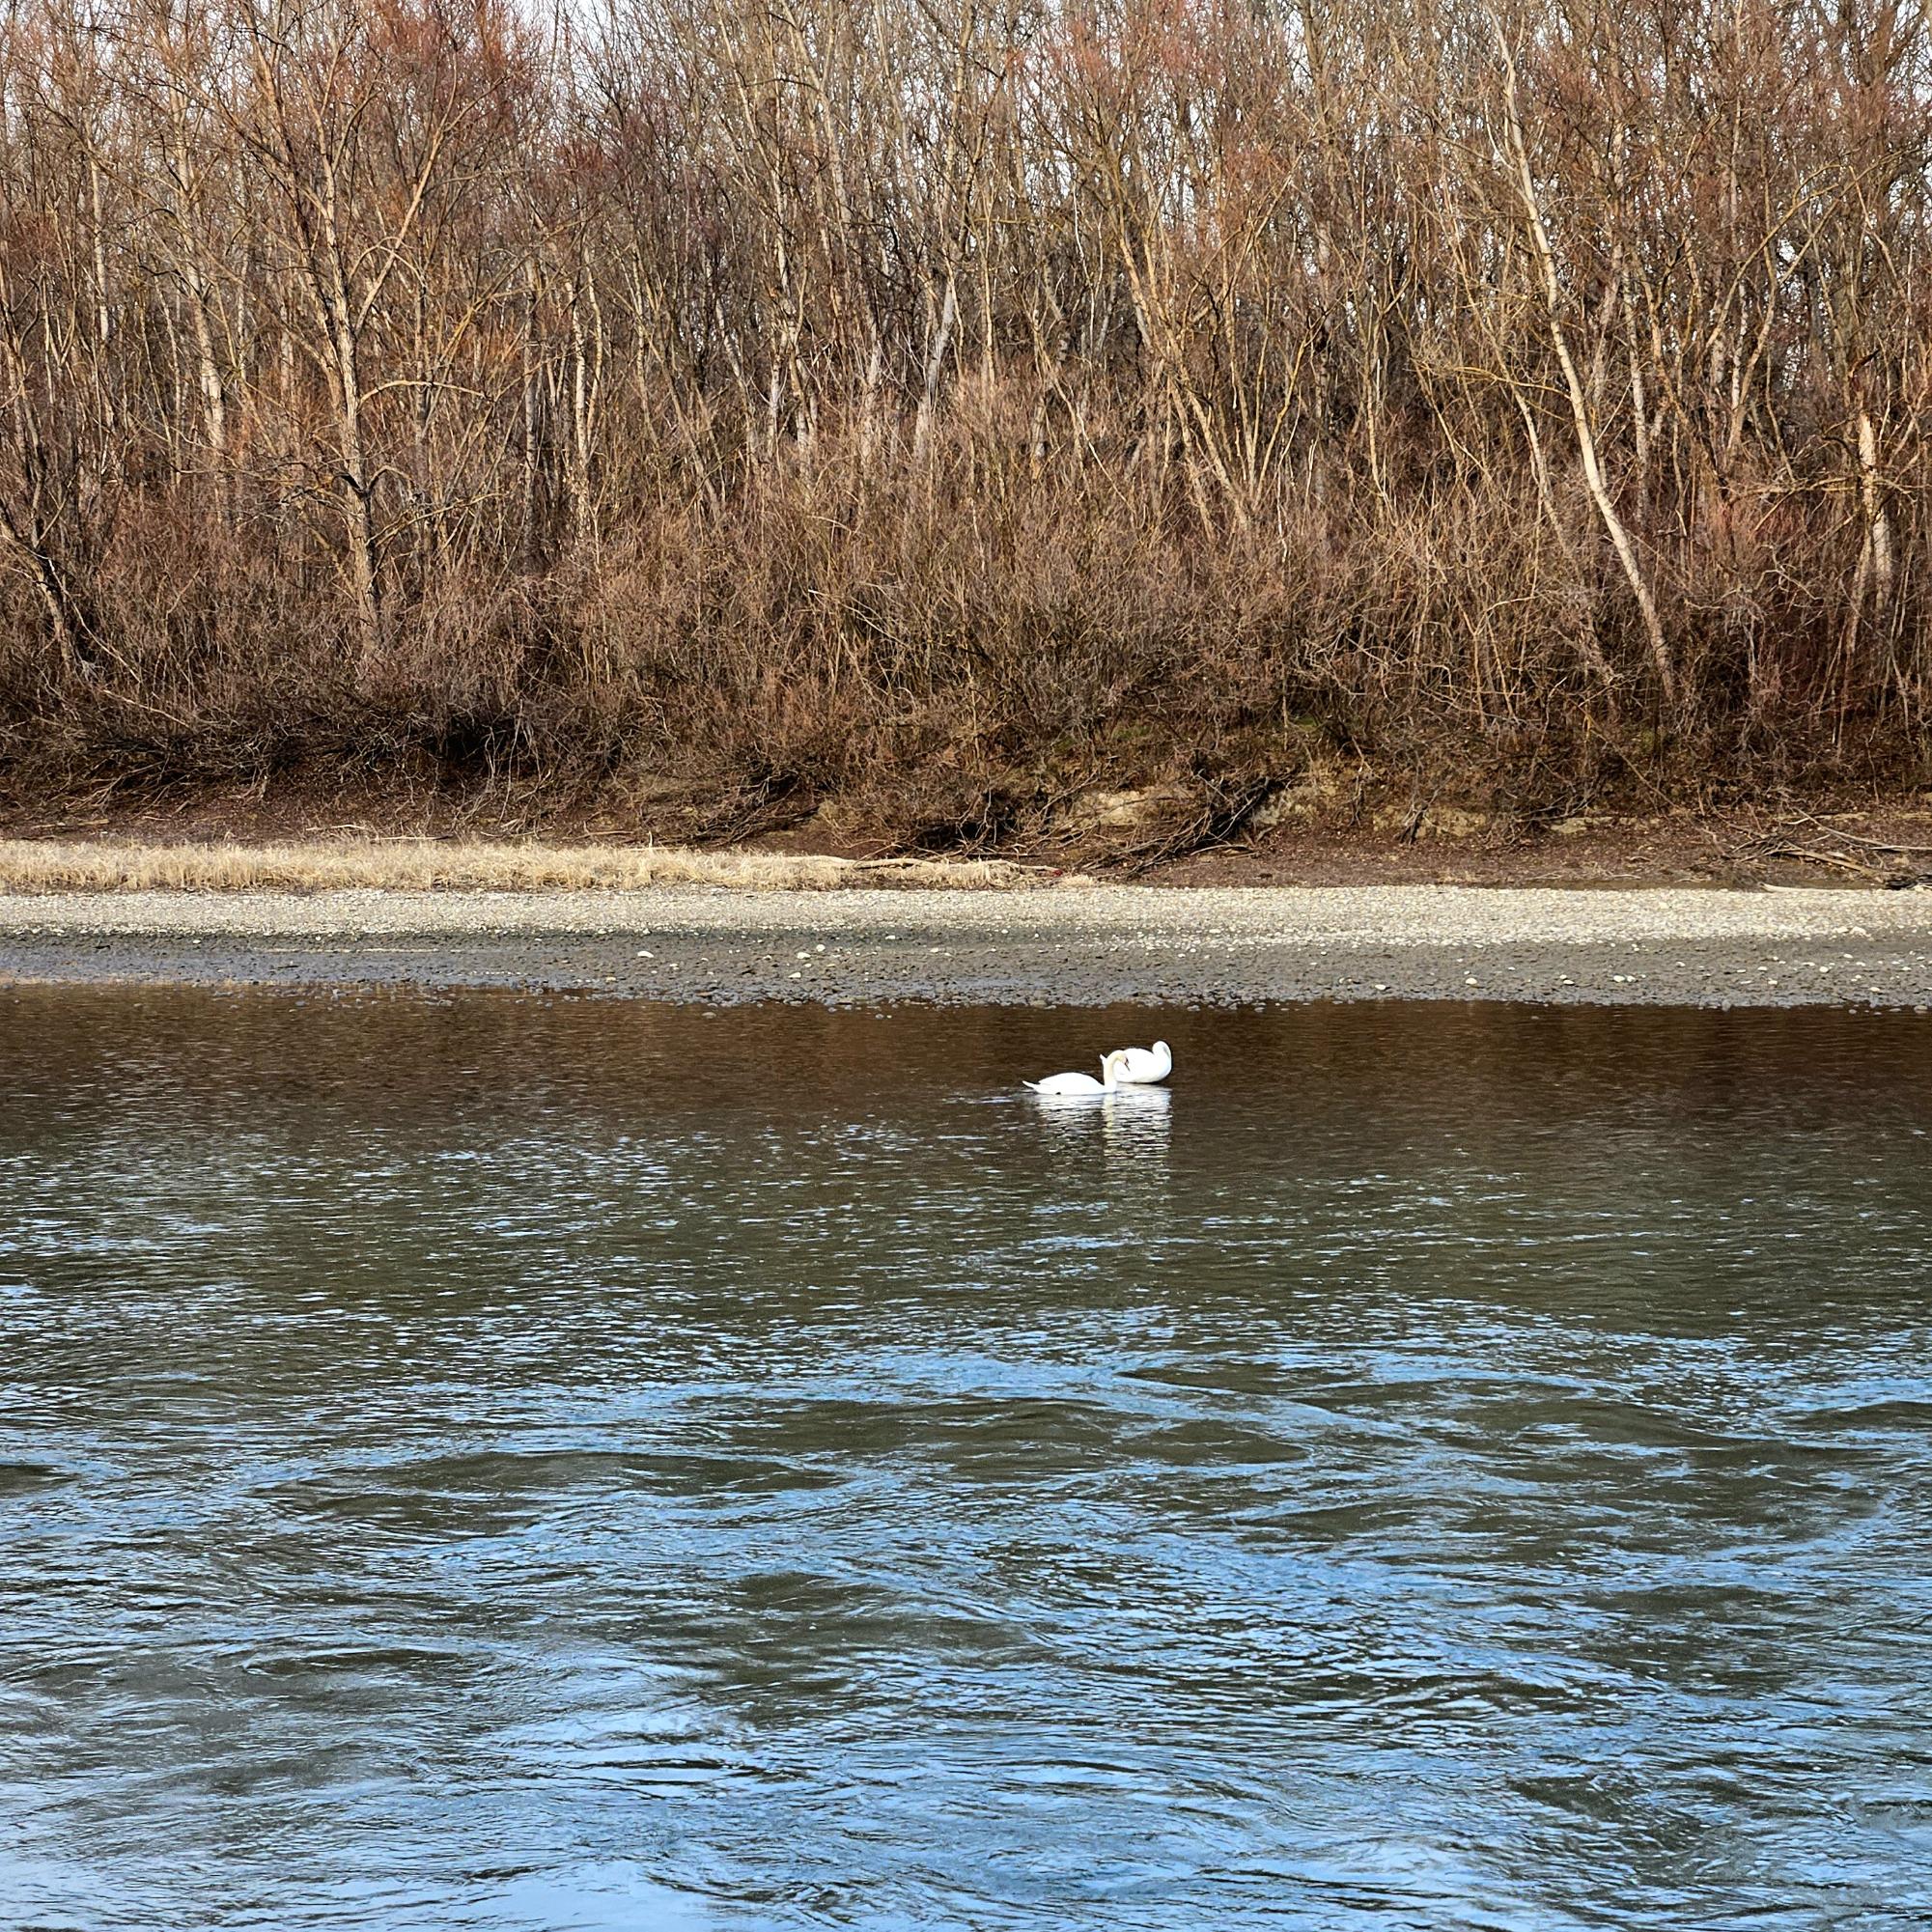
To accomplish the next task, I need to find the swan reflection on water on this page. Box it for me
[1027,1078,1171,1171]
[1023,1035,1173,1182]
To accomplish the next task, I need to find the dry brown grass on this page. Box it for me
[0,840,1071,895]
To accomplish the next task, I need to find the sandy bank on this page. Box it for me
[4,884,1932,1007]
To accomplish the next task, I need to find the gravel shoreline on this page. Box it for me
[5,884,1932,1007]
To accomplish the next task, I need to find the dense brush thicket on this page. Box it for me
[1,0,1929,834]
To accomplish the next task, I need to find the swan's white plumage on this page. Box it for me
[1025,1071,1109,1095]
[1111,1040,1172,1084]
[1025,1050,1128,1096]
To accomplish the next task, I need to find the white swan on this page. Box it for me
[1025,1049,1129,1096]
[1111,1040,1172,1085]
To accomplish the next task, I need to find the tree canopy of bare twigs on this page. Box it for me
[1,0,1929,824]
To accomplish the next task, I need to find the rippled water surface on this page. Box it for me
[4,989,1932,1930]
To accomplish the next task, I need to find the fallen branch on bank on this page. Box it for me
[1112,777,1278,878]
[1722,812,1932,885]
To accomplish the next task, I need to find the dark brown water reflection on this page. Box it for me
[2,989,1930,1931]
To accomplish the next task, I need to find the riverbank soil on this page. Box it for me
[5,785,1932,890]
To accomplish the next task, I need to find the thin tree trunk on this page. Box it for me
[1490,10,1676,710]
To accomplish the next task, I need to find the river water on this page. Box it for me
[3,990,1930,1930]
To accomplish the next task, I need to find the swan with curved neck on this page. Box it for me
[1111,1040,1171,1085]
[1025,1049,1130,1096]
